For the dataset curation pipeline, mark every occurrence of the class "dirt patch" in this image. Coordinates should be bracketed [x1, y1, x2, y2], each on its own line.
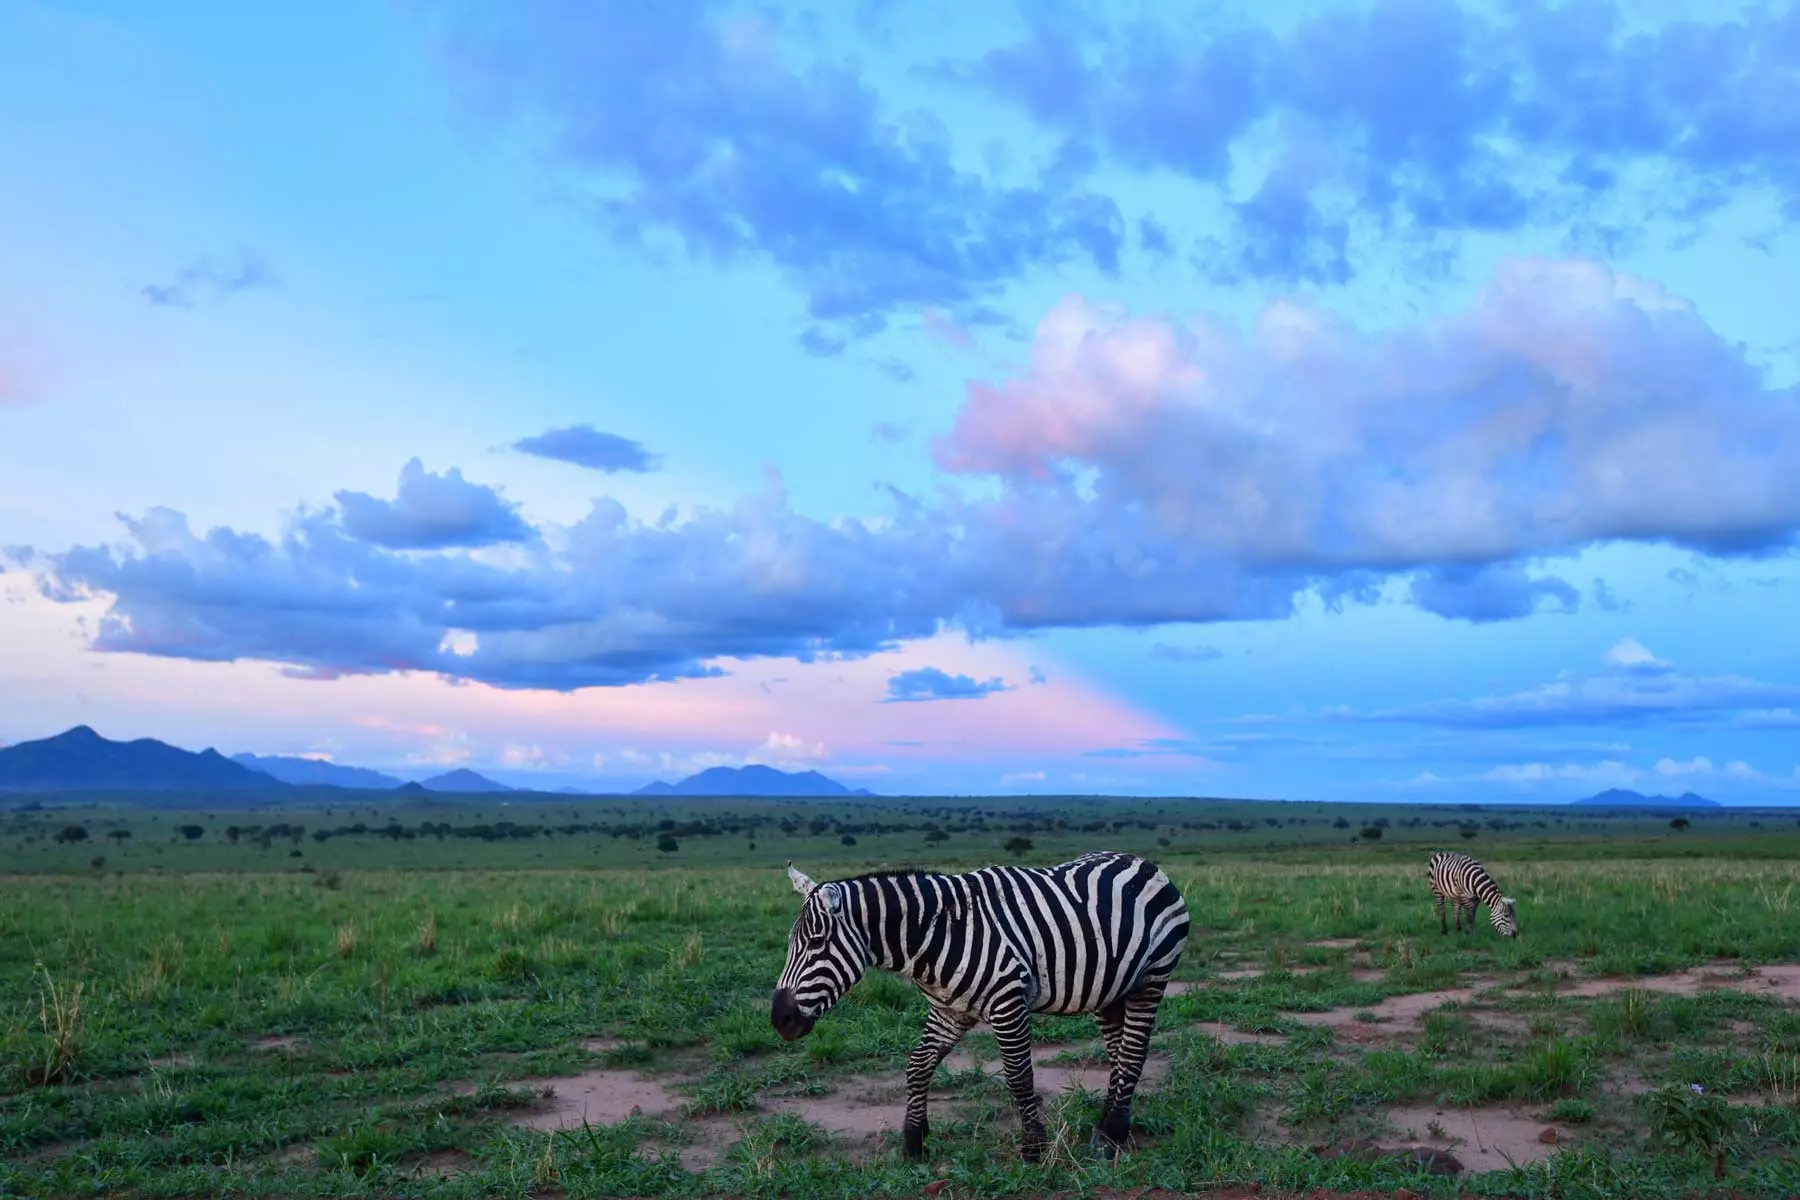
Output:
[1290, 987, 1476, 1032]
[407, 1149, 471, 1179]
[1307, 939, 1363, 950]
[248, 1035, 305, 1053]
[579, 1036, 626, 1054]
[147, 1053, 194, 1069]
[1539, 964, 1800, 1001]
[504, 1068, 684, 1131]
[1388, 1105, 1565, 1167]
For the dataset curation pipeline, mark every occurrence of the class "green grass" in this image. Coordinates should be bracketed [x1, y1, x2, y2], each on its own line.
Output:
[3, 795, 1800, 1197]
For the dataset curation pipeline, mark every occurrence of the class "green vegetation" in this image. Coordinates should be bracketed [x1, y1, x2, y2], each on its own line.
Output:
[3, 793, 1800, 1197]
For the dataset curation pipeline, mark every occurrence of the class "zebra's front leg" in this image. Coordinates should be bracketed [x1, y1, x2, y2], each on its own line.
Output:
[902, 1005, 976, 1162]
[1095, 981, 1166, 1151]
[1435, 892, 1447, 935]
[988, 1001, 1047, 1163]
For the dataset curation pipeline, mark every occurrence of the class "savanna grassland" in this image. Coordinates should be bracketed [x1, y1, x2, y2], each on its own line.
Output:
[4, 795, 1800, 1199]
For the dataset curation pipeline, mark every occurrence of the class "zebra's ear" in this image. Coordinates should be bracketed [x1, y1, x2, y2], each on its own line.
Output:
[1500, 896, 1515, 906]
[786, 861, 817, 898]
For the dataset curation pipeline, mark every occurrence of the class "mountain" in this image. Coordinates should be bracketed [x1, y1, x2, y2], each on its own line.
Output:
[633, 764, 873, 797]
[417, 768, 512, 793]
[1572, 788, 1722, 810]
[232, 753, 404, 790]
[0, 726, 283, 793]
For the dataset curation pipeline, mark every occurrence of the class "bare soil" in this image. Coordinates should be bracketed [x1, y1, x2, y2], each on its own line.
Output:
[505, 1068, 684, 1131]
[1387, 1104, 1565, 1167]
[247, 1035, 305, 1053]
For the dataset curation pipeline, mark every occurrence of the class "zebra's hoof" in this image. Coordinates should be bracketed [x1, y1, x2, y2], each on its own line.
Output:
[902, 1120, 928, 1162]
[1020, 1133, 1047, 1164]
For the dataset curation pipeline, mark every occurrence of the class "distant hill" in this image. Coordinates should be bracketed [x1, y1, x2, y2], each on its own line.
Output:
[232, 753, 404, 790]
[417, 768, 512, 793]
[634, 764, 873, 797]
[0, 726, 282, 793]
[1572, 788, 1721, 810]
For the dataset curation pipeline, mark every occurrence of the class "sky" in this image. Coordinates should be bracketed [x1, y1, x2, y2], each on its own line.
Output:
[2, 0, 1799, 802]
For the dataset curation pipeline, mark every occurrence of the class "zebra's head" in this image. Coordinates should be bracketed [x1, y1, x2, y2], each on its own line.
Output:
[771, 862, 872, 1041]
[1491, 896, 1519, 937]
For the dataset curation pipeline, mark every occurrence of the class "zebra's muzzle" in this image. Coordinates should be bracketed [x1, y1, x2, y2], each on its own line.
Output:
[770, 988, 816, 1041]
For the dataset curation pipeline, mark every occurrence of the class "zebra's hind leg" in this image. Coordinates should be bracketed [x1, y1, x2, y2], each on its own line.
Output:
[988, 1001, 1048, 1163]
[902, 1005, 976, 1162]
[1095, 979, 1168, 1151]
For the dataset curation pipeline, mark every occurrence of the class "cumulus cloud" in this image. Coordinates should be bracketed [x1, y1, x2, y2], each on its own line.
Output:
[959, 0, 1800, 282]
[885, 666, 1011, 702]
[1655, 755, 1713, 776]
[430, 0, 1123, 338]
[22, 257, 1800, 690]
[513, 425, 661, 473]
[336, 458, 534, 550]
[1335, 640, 1800, 729]
[141, 248, 279, 308]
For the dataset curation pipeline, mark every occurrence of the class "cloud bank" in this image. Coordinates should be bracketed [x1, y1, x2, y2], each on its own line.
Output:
[423, 0, 1800, 328]
[23, 257, 1800, 689]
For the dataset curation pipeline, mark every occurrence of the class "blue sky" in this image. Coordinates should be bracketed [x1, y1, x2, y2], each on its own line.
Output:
[2, 0, 1798, 801]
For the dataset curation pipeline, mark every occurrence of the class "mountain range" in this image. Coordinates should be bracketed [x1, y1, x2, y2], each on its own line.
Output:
[0, 726, 868, 798]
[632, 764, 874, 797]
[1572, 788, 1721, 810]
[0, 727, 513, 795]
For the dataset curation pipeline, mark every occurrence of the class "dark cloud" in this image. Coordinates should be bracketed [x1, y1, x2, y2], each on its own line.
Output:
[1408, 562, 1579, 623]
[513, 425, 661, 473]
[24, 257, 1800, 690]
[884, 666, 1011, 702]
[431, 0, 1121, 339]
[959, 0, 1800, 282]
[336, 458, 534, 550]
[141, 248, 279, 308]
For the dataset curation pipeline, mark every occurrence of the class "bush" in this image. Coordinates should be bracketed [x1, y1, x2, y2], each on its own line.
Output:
[1002, 836, 1035, 856]
[1358, 826, 1383, 841]
[656, 834, 679, 853]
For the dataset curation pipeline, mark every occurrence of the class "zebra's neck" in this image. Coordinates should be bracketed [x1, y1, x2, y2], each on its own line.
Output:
[1468, 865, 1502, 904]
[840, 870, 970, 973]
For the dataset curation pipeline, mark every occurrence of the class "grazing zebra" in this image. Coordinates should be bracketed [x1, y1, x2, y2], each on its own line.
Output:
[1428, 850, 1519, 938]
[770, 850, 1190, 1162]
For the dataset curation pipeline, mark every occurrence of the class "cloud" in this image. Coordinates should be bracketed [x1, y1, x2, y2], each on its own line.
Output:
[24, 256, 1800, 690]
[1334, 641, 1800, 729]
[1655, 755, 1713, 777]
[512, 425, 661, 473]
[1480, 760, 1640, 785]
[1000, 769, 1046, 786]
[1150, 642, 1223, 663]
[336, 458, 534, 550]
[885, 666, 1010, 703]
[141, 248, 279, 308]
[747, 731, 829, 763]
[957, 1, 1800, 283]
[430, 0, 1123, 337]
[1408, 562, 1579, 623]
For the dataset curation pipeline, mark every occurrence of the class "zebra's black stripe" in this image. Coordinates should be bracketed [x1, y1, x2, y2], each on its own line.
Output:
[1427, 850, 1519, 938]
[771, 850, 1190, 1162]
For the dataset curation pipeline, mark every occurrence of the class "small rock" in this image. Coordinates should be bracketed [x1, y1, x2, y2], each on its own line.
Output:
[1394, 1190, 1422, 1200]
[1537, 1126, 1559, 1144]
[923, 1182, 949, 1197]
[1406, 1147, 1465, 1175]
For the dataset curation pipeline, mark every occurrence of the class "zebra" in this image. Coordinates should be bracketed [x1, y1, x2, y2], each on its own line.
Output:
[1427, 850, 1519, 938]
[770, 850, 1190, 1163]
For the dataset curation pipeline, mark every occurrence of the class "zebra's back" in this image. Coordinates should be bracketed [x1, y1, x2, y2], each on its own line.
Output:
[1429, 851, 1491, 897]
[964, 851, 1189, 1015]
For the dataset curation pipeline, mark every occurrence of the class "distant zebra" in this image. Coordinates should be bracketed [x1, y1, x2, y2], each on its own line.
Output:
[771, 850, 1190, 1162]
[1428, 851, 1519, 938]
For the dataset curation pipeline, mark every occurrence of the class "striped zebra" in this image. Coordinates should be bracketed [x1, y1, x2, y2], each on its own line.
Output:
[770, 850, 1190, 1162]
[1428, 850, 1519, 938]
